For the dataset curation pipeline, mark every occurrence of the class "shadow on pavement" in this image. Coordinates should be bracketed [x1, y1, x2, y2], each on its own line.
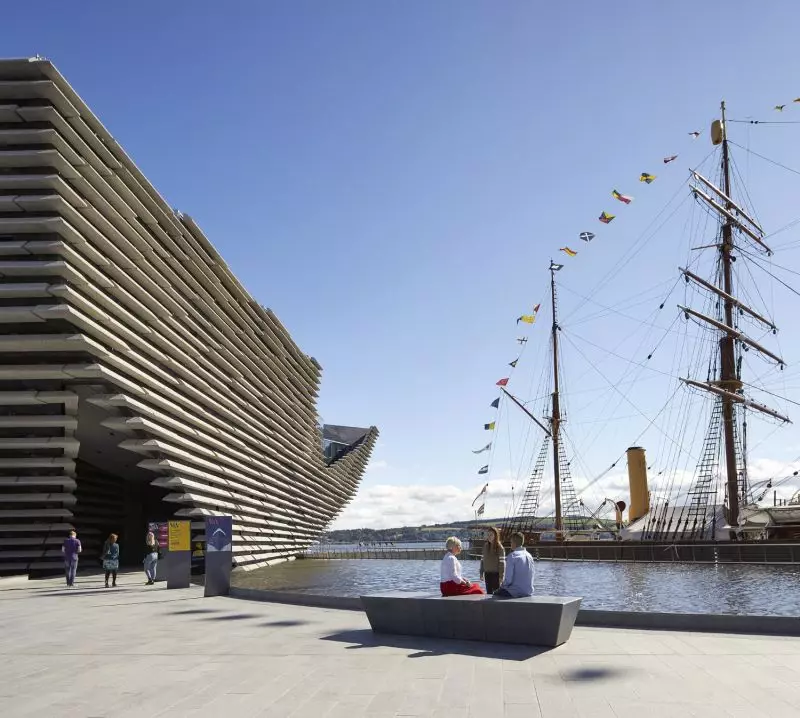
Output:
[33, 588, 136, 597]
[199, 613, 262, 621]
[321, 629, 552, 661]
[170, 608, 222, 615]
[260, 619, 311, 628]
[561, 667, 626, 682]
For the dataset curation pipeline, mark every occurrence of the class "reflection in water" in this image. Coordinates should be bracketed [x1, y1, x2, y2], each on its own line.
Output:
[232, 558, 800, 616]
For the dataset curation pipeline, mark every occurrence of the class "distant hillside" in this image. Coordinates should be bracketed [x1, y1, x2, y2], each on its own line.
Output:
[321, 517, 593, 544]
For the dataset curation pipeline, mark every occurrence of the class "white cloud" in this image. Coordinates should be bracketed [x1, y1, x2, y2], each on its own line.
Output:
[331, 477, 516, 530]
[330, 455, 800, 531]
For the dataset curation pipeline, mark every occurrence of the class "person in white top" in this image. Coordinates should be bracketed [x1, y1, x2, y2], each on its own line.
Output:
[439, 536, 485, 597]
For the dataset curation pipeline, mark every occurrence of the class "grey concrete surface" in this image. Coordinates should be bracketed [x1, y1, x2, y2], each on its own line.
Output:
[3, 572, 800, 717]
[361, 592, 581, 647]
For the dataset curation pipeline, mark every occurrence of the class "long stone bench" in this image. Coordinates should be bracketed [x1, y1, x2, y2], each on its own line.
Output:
[361, 591, 582, 647]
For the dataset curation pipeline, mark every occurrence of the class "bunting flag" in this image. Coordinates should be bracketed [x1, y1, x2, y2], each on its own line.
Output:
[516, 337, 528, 345]
[472, 483, 488, 506]
[639, 173, 656, 184]
[484, 422, 495, 431]
[612, 190, 633, 204]
[478, 465, 489, 475]
[663, 155, 678, 164]
[579, 231, 595, 242]
[599, 211, 615, 224]
[476, 503, 485, 517]
[560, 246, 577, 257]
[508, 359, 518, 368]
[490, 397, 499, 408]
[689, 131, 700, 139]
[472, 442, 492, 454]
[496, 377, 509, 387]
[775, 105, 786, 112]
[550, 262, 564, 271]
[516, 303, 540, 325]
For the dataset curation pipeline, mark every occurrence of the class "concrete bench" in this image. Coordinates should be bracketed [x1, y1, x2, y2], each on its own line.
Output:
[360, 591, 582, 647]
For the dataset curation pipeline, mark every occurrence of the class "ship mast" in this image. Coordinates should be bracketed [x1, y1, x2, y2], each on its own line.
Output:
[502, 263, 582, 537]
[680, 101, 789, 533]
[718, 100, 742, 526]
[550, 262, 563, 532]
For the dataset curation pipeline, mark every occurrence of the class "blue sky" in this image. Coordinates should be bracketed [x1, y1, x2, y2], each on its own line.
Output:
[8, 1, 800, 528]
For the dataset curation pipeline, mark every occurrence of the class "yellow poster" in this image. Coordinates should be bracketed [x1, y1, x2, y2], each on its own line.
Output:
[168, 520, 190, 552]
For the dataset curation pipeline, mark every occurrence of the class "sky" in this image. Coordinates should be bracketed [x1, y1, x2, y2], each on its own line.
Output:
[7, 1, 800, 530]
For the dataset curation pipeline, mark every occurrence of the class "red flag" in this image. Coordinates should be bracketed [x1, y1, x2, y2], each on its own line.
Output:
[496, 378, 509, 387]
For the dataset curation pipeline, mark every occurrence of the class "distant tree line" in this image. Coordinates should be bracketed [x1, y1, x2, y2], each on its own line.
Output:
[322, 515, 614, 544]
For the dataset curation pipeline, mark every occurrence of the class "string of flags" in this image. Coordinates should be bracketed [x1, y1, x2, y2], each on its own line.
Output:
[471, 128, 691, 482]
[472, 483, 488, 517]
[774, 98, 800, 112]
[470, 93, 800, 488]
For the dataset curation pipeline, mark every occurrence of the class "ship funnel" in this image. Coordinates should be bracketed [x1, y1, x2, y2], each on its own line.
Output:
[626, 446, 649, 523]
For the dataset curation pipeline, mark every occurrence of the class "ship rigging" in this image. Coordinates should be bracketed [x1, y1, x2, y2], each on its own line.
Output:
[484, 102, 800, 552]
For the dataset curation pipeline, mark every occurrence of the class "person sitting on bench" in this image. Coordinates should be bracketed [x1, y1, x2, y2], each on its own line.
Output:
[493, 532, 535, 598]
[440, 536, 484, 596]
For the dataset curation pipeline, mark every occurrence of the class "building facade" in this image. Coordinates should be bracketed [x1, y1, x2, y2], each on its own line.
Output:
[0, 58, 377, 575]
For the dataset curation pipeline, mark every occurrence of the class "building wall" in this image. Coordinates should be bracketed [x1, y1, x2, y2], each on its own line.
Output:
[0, 58, 377, 575]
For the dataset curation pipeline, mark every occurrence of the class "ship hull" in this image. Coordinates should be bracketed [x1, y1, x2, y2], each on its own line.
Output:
[528, 541, 800, 564]
[489, 541, 800, 565]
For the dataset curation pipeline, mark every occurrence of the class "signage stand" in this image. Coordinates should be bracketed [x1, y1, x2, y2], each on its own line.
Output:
[204, 516, 233, 597]
[166, 519, 191, 589]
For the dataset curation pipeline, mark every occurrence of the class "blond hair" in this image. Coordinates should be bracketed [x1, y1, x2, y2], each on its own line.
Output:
[445, 536, 462, 551]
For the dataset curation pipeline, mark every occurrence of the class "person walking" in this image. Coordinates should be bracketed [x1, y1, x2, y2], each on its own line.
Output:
[61, 529, 81, 587]
[494, 532, 535, 598]
[440, 536, 484, 596]
[143, 531, 159, 585]
[479, 526, 506, 594]
[102, 533, 120, 588]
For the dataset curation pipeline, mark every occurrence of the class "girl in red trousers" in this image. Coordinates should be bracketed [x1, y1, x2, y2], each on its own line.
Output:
[440, 536, 484, 596]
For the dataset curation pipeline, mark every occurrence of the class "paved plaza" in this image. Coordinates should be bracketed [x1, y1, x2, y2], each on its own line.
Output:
[2, 573, 800, 717]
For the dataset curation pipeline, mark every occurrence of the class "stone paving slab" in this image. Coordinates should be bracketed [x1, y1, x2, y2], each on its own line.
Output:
[1, 572, 800, 717]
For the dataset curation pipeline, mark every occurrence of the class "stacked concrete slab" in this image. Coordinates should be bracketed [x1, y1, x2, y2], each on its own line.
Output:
[0, 57, 377, 575]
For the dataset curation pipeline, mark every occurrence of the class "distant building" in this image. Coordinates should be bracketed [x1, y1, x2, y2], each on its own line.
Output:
[0, 58, 377, 575]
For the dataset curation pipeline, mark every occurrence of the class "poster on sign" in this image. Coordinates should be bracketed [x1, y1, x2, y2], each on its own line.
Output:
[168, 520, 190, 552]
[206, 516, 232, 553]
[148, 521, 168, 546]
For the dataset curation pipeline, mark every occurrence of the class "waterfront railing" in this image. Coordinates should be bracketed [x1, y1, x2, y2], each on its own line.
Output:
[303, 542, 800, 564]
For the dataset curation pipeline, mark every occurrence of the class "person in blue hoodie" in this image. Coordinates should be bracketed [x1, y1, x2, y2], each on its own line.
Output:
[493, 532, 535, 598]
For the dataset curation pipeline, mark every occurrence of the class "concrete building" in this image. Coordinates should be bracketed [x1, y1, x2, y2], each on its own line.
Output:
[0, 57, 377, 575]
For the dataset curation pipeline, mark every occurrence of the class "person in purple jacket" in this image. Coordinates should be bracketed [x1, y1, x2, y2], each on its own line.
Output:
[62, 530, 82, 587]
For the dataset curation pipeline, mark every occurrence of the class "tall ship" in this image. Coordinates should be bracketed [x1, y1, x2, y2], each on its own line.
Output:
[483, 103, 800, 563]
[0, 57, 377, 576]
